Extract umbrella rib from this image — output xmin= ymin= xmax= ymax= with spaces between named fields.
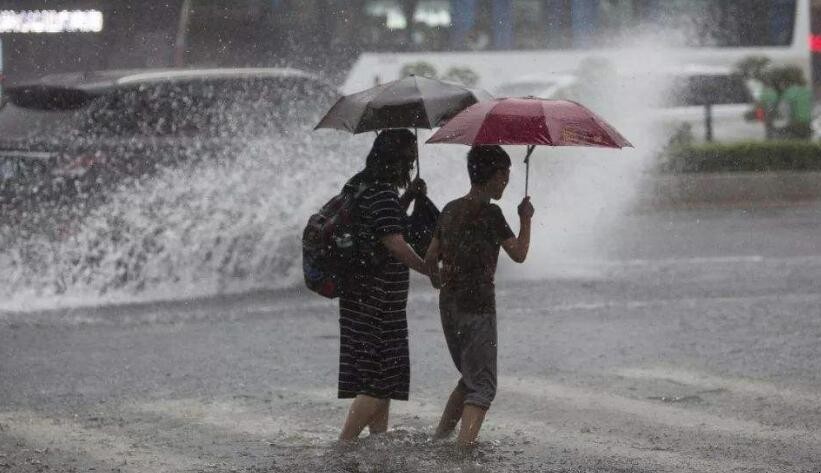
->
xmin=417 ymin=79 xmax=454 ymax=129
xmin=412 ymin=76 xmax=436 ymax=128
xmin=349 ymin=84 xmax=392 ymax=133
xmin=415 ymin=76 xmax=451 ymax=128
xmin=383 ymin=77 xmax=428 ymax=130
xmin=471 ymin=102 xmax=501 ymax=144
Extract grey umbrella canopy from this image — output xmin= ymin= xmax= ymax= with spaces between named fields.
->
xmin=315 ymin=76 xmax=492 ymax=134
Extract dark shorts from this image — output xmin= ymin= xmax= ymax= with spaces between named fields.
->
xmin=439 ymin=288 xmax=497 ymax=410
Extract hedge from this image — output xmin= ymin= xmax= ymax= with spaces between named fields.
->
xmin=658 ymin=141 xmax=821 ymax=173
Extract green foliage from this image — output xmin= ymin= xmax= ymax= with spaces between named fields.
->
xmin=735 ymin=56 xmax=772 ymax=81
xmin=399 ymin=62 xmax=438 ymax=79
xmin=767 ymin=66 xmax=807 ymax=88
xmin=734 ymin=55 xmax=807 ymax=89
xmin=659 ymin=141 xmax=821 ymax=173
xmin=442 ymin=67 xmax=480 ymax=87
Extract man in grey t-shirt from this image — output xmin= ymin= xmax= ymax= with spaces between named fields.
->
xmin=425 ymin=145 xmax=534 ymax=449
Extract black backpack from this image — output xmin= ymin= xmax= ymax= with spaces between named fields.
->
xmin=405 ymin=195 xmax=440 ymax=257
xmin=302 ymin=181 xmax=367 ymax=299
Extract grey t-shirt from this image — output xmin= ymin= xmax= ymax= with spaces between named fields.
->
xmin=434 ymin=197 xmax=514 ymax=313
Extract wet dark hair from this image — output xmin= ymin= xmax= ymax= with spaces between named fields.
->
xmin=467 ymin=145 xmax=511 ymax=185
xmin=364 ymin=129 xmax=417 ymax=188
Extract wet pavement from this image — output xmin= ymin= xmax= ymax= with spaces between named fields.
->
xmin=1 ymin=204 xmax=820 ymax=472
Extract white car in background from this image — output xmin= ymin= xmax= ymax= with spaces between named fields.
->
xmin=493 ymin=67 xmax=765 ymax=143
xmin=493 ymin=73 xmax=578 ymax=101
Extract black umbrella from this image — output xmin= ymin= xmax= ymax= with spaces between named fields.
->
xmin=315 ymin=76 xmax=492 ymax=134
xmin=315 ymin=76 xmax=491 ymax=176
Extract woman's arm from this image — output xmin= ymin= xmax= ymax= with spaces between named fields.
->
xmin=424 ymin=236 xmax=442 ymax=288
xmin=380 ymin=234 xmax=427 ymax=275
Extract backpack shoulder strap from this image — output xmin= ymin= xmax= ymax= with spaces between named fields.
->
xmin=342 ymin=177 xmax=369 ymax=200
xmin=353 ymin=182 xmax=368 ymax=199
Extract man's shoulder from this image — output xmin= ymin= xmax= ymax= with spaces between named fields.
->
xmin=441 ymin=197 xmax=467 ymax=214
xmin=486 ymin=202 xmax=507 ymax=218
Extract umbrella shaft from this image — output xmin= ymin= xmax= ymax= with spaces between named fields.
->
xmin=525 ymin=159 xmax=529 ymax=196
xmin=524 ymin=145 xmax=535 ymax=197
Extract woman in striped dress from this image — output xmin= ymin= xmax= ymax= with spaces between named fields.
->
xmin=338 ymin=129 xmax=429 ymax=441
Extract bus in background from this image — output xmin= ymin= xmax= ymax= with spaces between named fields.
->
xmin=344 ymin=0 xmax=812 ymax=95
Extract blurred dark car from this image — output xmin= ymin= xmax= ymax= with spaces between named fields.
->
xmin=0 ymin=68 xmax=338 ymax=208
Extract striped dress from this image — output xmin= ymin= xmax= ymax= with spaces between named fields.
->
xmin=338 ymin=182 xmax=411 ymax=401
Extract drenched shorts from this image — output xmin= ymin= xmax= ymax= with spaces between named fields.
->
xmin=439 ymin=288 xmax=497 ymax=410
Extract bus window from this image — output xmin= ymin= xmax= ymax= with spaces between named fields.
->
xmin=344 ymin=0 xmax=810 ymax=93
xmin=357 ymin=0 xmax=799 ymax=51
xmin=654 ymin=0 xmax=796 ymax=47
xmin=513 ymin=1 xmax=550 ymax=50
xmin=361 ymin=0 xmax=453 ymax=51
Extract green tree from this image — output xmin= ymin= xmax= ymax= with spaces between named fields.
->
xmin=735 ymin=55 xmax=771 ymax=81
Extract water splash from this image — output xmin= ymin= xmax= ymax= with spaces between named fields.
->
xmin=0 ymin=44 xmax=686 ymax=311
xmin=495 ymin=49 xmax=674 ymax=280
xmin=0 ymin=128 xmax=373 ymax=310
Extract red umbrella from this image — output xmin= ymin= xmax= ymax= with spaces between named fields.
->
xmin=426 ymin=97 xmax=633 ymax=195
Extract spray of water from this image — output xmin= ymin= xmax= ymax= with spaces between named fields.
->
xmin=0 ymin=40 xmax=689 ymax=312
xmin=420 ymin=45 xmax=678 ymax=281
xmin=0 ymin=128 xmax=373 ymax=311
xmin=506 ymin=47 xmax=674 ymax=280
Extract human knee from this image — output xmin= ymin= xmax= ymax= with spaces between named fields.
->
xmin=463 ymin=395 xmax=493 ymax=410
xmin=455 ymin=378 xmax=468 ymax=394
xmin=463 ymin=379 xmax=495 ymax=410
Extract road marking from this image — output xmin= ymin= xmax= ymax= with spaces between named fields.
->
xmin=614 ymin=366 xmax=821 ymax=407
xmin=606 ymin=255 xmax=766 ymax=266
xmin=509 ymin=291 xmax=821 ymax=314
xmin=138 ymin=398 xmax=335 ymax=442
xmin=0 ymin=411 xmax=202 ymax=473
xmin=603 ymin=254 xmax=821 ymax=268
xmin=501 ymin=376 xmax=820 ymax=446
xmin=136 ymin=388 xmax=776 ymax=472
xmin=487 ymin=413 xmax=762 ymax=472
xmin=509 ymin=254 xmax=821 ymax=280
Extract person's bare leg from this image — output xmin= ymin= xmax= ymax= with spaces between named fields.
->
xmin=435 ymin=383 xmax=466 ymax=439
xmin=368 ymin=400 xmax=390 ymax=434
xmin=456 ymin=404 xmax=487 ymax=448
xmin=340 ymin=395 xmax=389 ymax=441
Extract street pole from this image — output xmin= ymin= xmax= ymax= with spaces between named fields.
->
xmin=704 ymin=103 xmax=713 ymax=142
xmin=174 ymin=0 xmax=192 ymax=68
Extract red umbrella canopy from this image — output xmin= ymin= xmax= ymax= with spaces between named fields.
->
xmin=426 ymin=97 xmax=633 ymax=148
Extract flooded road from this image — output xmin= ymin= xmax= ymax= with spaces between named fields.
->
xmin=2 ymin=204 xmax=820 ymax=472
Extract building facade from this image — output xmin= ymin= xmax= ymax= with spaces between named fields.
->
xmin=0 ymin=0 xmax=814 ymax=85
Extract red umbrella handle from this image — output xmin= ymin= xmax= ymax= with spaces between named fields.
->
xmin=524 ymin=145 xmax=535 ymax=197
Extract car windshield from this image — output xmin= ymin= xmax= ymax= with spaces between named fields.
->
xmin=0 ymin=76 xmax=336 ymax=140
